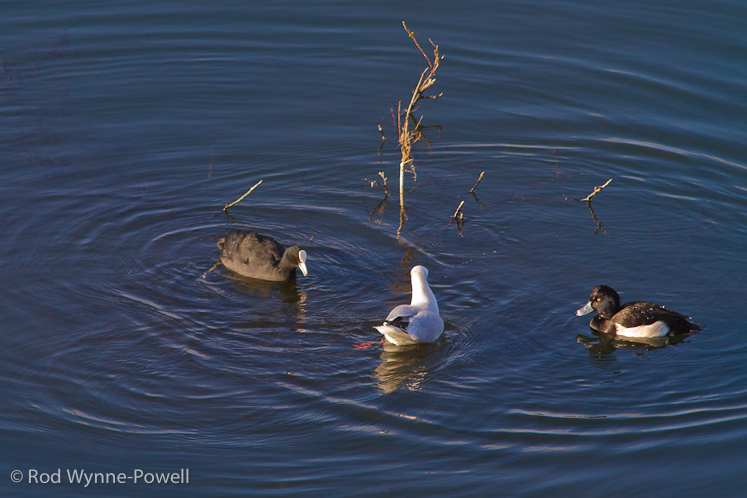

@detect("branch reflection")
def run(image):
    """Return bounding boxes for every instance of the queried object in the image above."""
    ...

[586,200,610,237]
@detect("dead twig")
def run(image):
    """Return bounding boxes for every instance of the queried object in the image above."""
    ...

[377,125,387,155]
[223,179,263,213]
[453,200,465,219]
[201,261,220,279]
[470,171,485,193]
[369,23,444,239]
[403,22,432,72]
[362,172,390,197]
[451,202,466,237]
[395,23,443,237]
[581,179,612,202]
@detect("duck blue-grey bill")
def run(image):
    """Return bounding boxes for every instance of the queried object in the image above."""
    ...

[576,301,593,316]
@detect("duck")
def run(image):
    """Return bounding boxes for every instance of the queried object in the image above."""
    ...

[216,230,308,282]
[576,285,702,338]
[375,265,444,345]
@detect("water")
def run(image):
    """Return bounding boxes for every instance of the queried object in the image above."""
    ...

[2,0,747,496]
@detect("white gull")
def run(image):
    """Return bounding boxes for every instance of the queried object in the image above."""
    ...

[374,265,444,345]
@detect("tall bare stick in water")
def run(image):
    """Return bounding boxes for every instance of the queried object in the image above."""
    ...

[224,179,263,213]
[396,22,444,235]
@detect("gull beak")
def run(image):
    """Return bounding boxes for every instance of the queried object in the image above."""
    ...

[576,301,593,316]
[297,250,308,276]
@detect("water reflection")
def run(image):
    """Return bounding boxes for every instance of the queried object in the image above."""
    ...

[375,341,438,393]
[222,272,307,304]
[368,195,388,225]
[576,332,689,356]
[586,201,610,237]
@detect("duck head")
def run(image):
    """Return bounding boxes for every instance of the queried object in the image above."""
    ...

[576,285,621,319]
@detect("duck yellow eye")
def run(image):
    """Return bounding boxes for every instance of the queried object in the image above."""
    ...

[596,297,601,301]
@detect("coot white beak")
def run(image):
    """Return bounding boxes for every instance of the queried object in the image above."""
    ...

[297,250,308,276]
[576,301,593,316]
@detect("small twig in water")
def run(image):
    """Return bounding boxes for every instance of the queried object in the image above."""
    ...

[581,179,612,202]
[453,200,465,220]
[362,172,389,197]
[223,179,263,213]
[451,203,465,237]
[201,261,220,279]
[377,125,387,155]
[470,171,485,193]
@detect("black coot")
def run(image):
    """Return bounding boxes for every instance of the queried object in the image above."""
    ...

[217,230,308,282]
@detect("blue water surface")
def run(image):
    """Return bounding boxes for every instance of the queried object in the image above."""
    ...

[1,0,746,496]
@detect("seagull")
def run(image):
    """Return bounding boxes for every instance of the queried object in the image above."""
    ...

[375,265,444,345]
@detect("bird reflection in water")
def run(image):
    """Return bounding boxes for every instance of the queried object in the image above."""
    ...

[222,272,308,322]
[375,341,441,393]
[576,332,689,357]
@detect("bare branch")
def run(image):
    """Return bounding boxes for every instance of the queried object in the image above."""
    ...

[453,200,465,219]
[402,21,432,71]
[223,179,263,213]
[581,179,612,202]
[362,171,390,197]
[470,172,485,193]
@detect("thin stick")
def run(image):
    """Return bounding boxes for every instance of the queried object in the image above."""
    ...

[201,261,220,279]
[402,21,432,71]
[470,171,485,193]
[453,200,465,219]
[362,172,389,197]
[223,179,263,213]
[581,179,612,202]
[377,125,386,142]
